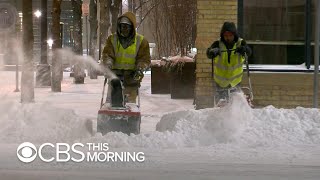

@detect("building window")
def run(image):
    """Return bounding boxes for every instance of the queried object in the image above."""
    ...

[242,0,315,65]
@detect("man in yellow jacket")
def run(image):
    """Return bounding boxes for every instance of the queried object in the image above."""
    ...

[207,22,252,105]
[101,12,151,103]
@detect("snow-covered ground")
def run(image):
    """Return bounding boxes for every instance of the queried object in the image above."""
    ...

[0,70,320,180]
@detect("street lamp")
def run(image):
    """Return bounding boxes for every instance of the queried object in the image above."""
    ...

[34,10,41,18]
[47,38,53,49]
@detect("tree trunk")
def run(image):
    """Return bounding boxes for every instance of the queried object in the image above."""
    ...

[110,0,121,33]
[89,0,98,59]
[128,0,133,12]
[119,0,122,15]
[72,0,85,84]
[51,0,62,92]
[36,0,51,87]
[128,0,136,13]
[21,0,35,103]
[89,0,98,79]
[40,0,48,65]
[99,0,111,43]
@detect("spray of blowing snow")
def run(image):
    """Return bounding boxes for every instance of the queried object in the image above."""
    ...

[0,34,117,82]
[55,48,117,80]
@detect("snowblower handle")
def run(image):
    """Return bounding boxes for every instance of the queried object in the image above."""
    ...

[100,78,108,108]
[137,88,141,108]
[245,53,254,101]
[245,54,250,77]
[220,48,236,52]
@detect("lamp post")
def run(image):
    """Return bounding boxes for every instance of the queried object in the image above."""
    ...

[314,0,319,108]
[13,10,21,92]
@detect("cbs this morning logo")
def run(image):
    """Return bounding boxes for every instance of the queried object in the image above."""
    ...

[17,142,145,163]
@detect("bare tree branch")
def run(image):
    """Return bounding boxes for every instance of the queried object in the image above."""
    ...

[135,0,152,11]
[136,1,159,30]
[149,0,196,57]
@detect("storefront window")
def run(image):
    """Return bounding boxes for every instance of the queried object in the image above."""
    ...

[243,0,315,65]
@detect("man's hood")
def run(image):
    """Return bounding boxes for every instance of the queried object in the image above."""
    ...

[220,21,239,42]
[117,11,137,36]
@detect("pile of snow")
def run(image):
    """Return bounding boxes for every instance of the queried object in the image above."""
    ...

[84,93,320,149]
[157,93,320,147]
[0,93,319,150]
[0,96,91,144]
[167,56,194,63]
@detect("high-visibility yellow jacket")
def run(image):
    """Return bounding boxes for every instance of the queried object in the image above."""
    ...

[111,33,144,70]
[213,38,245,88]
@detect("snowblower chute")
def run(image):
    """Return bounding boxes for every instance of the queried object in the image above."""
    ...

[97,78,141,135]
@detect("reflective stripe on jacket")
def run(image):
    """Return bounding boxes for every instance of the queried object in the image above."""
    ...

[111,34,144,70]
[213,38,245,88]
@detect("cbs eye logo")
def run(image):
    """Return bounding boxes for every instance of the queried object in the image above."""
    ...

[16,142,37,163]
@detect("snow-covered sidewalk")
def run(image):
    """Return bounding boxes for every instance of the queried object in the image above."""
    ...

[0,70,320,180]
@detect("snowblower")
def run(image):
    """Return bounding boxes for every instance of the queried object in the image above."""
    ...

[212,51,254,107]
[97,77,141,135]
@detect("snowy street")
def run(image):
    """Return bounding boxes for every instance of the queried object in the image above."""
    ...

[0,70,320,180]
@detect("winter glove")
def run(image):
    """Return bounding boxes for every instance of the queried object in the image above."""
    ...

[133,69,144,81]
[235,46,246,56]
[209,48,221,56]
[207,48,221,59]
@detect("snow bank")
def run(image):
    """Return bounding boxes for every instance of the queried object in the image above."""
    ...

[1,93,319,150]
[0,96,91,144]
[156,93,320,147]
[240,105,320,146]
[84,93,320,149]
